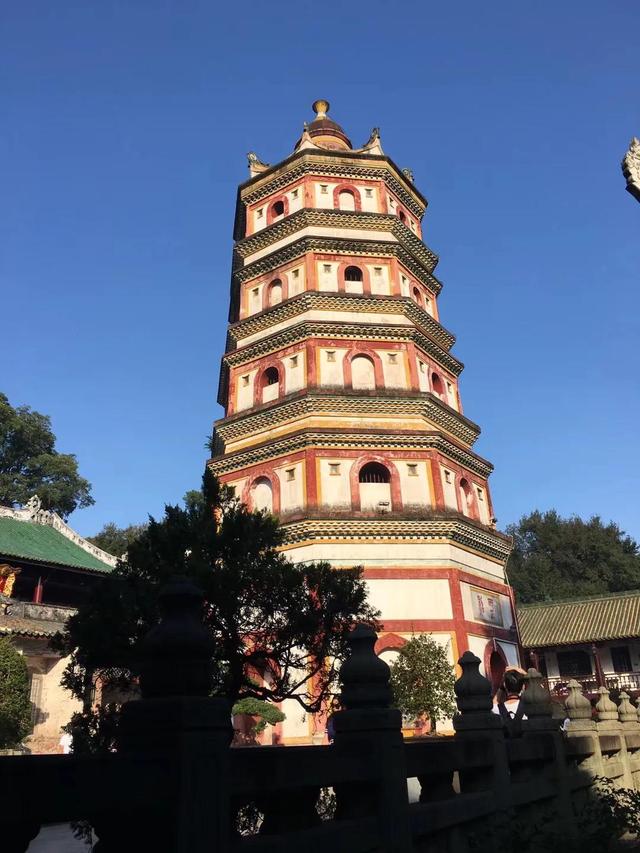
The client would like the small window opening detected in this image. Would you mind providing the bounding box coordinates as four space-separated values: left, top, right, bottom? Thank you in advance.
329 463 341 476
323 264 332 273
320 184 328 194
241 375 250 387
286 468 295 481
359 462 390 484
271 200 285 218
407 464 418 477
388 353 398 364
291 188 299 199
365 188 373 198
256 208 264 219
374 266 382 276
326 351 336 362
264 367 279 386
345 266 363 282
398 210 407 224
290 355 298 367
444 470 452 484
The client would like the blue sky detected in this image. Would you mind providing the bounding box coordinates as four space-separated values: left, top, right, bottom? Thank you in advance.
2 2 639 539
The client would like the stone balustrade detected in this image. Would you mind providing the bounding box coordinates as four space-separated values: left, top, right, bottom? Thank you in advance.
1 577 640 852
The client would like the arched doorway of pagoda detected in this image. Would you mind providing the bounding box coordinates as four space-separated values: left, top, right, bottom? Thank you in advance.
484 641 508 696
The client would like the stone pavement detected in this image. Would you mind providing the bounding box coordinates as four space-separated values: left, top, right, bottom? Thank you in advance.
28 824 90 852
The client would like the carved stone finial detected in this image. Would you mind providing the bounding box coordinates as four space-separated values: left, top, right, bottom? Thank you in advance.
595 686 618 723
339 624 392 710
565 679 592 721
520 668 553 721
138 576 213 699
618 691 637 725
622 137 640 203
402 168 414 183
312 99 330 119
453 651 500 732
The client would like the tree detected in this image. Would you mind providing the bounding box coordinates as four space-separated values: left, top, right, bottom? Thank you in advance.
88 522 148 557
506 510 640 604
0 637 32 749
388 634 457 732
0 392 93 518
54 471 377 717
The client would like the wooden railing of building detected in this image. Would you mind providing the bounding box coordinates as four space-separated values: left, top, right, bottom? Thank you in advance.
2 577 640 852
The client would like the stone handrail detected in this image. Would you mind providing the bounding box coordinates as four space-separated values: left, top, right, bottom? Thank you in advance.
1 578 639 852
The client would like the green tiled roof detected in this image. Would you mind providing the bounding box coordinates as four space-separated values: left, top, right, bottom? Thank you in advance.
518 590 640 648
0 516 114 573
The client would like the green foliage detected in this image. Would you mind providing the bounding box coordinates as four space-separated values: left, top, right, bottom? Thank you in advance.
506 510 640 603
0 392 93 518
62 704 120 755
232 698 285 734
88 522 148 557
54 471 377 715
0 637 31 748
388 634 456 731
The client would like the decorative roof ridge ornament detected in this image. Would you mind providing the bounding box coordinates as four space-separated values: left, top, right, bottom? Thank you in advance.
247 151 270 178
622 137 640 203
358 127 384 156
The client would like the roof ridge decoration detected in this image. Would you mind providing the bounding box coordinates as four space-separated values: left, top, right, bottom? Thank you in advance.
0 496 118 568
622 137 640 203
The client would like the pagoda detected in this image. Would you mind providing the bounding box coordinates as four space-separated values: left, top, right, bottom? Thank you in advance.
208 101 519 738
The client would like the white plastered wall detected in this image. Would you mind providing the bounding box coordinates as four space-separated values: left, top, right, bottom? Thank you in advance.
366 578 453 621
318 348 346 386
317 260 338 292
367 263 391 295
380 351 407 389
235 369 258 412
275 462 304 512
287 265 305 296
441 466 458 510
319 459 351 507
398 460 430 507
284 350 305 393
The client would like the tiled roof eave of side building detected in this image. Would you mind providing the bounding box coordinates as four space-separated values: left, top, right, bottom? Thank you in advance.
518 589 640 648
0 500 117 574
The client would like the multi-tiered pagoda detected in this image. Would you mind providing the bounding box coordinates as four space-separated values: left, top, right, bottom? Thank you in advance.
208 101 519 740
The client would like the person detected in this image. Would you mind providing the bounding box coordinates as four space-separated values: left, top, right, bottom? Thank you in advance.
326 697 341 743
492 668 527 733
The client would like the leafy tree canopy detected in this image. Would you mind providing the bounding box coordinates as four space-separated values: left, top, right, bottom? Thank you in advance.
0 392 93 518
506 510 640 604
0 637 32 749
88 522 148 558
389 634 456 732
54 471 377 714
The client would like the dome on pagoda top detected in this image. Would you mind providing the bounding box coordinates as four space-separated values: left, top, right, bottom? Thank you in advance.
298 100 352 151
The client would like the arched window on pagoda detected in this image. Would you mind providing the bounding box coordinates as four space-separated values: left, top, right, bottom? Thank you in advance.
351 354 376 391
459 478 474 517
431 372 445 401
338 189 356 211
261 366 280 403
268 279 283 307
344 264 364 295
398 210 407 224
359 461 391 511
251 477 273 514
267 199 287 225
412 286 423 307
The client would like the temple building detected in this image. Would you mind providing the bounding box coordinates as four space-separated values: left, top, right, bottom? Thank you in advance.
207 101 519 741
0 497 116 752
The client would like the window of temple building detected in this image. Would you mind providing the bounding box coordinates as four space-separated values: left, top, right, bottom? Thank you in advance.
446 381 454 397
444 470 452 484
338 189 356 211
398 210 407 224
351 354 376 390
365 188 373 198
320 184 328 194
251 477 273 514
359 462 390 484
459 478 473 516
289 355 298 367
241 375 249 386
256 208 264 219
388 197 395 208
431 372 445 400
323 264 332 273
252 287 259 297
268 279 283 306
270 200 285 219
285 468 296 481
264 367 279 386
291 268 299 278
412 286 422 306
374 266 382 276
407 464 418 477
345 266 363 282
388 353 398 364
418 361 426 373
557 650 592 678
326 351 336 362
329 463 341 476
476 487 484 502
612 646 632 673
291 188 299 199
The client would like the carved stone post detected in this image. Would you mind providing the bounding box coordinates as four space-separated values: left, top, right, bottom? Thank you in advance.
520 668 556 732
333 624 412 853
595 685 628 788
622 138 640 203
94 577 232 852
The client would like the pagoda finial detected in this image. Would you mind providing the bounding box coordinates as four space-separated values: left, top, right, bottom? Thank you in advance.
312 99 330 120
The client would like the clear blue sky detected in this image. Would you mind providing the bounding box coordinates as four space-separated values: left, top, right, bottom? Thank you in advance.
3 2 639 540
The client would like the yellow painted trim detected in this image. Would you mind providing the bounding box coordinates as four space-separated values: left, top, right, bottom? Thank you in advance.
426 459 436 510
278 537 506 566
315 456 322 506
